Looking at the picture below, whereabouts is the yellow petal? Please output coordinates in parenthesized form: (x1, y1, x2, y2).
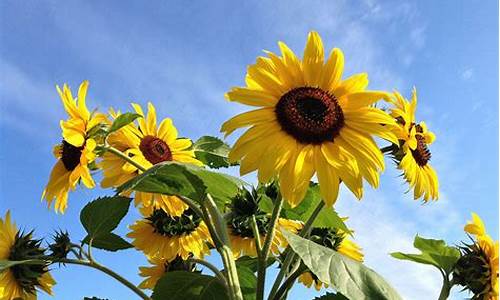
(320, 48, 344, 91)
(302, 31, 324, 86)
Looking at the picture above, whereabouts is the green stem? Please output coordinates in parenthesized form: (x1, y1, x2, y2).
(268, 200, 325, 300)
(272, 267, 303, 300)
(437, 278, 451, 300)
(257, 192, 284, 300)
(187, 258, 227, 287)
(250, 215, 264, 300)
(58, 258, 150, 300)
(204, 194, 243, 300)
(250, 215, 263, 255)
(104, 145, 147, 172)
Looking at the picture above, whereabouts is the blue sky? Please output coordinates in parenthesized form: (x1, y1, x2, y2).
(0, 1, 498, 299)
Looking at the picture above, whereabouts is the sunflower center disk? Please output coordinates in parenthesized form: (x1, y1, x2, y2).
(275, 87, 344, 144)
(61, 140, 84, 171)
(411, 135, 431, 167)
(139, 135, 172, 165)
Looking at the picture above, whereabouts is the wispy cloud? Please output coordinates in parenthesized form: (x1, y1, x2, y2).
(461, 68, 474, 80)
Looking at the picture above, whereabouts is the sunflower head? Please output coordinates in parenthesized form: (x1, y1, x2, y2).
(48, 230, 72, 260)
(453, 213, 499, 300)
(0, 212, 55, 299)
(228, 189, 269, 238)
(222, 31, 397, 207)
(8, 231, 50, 293)
(146, 208, 202, 237)
(387, 89, 439, 201)
(309, 227, 345, 251)
(454, 241, 497, 300)
(127, 208, 212, 260)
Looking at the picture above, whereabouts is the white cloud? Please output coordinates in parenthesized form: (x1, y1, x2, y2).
(461, 68, 474, 80)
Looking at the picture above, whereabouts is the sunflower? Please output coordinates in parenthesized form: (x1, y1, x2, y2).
(138, 256, 196, 290)
(454, 213, 498, 300)
(0, 211, 55, 299)
(42, 81, 106, 213)
(227, 188, 302, 258)
(100, 102, 203, 217)
(298, 227, 363, 291)
(127, 208, 212, 261)
(388, 89, 439, 201)
(221, 31, 397, 207)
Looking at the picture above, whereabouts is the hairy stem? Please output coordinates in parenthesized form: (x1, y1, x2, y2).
(204, 194, 243, 300)
(187, 258, 227, 287)
(257, 192, 284, 300)
(268, 200, 325, 299)
(250, 215, 264, 300)
(57, 258, 150, 300)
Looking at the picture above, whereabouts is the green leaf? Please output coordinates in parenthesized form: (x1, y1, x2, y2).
(0, 259, 46, 271)
(236, 266, 257, 300)
(193, 136, 233, 169)
(313, 292, 350, 300)
(152, 271, 229, 300)
(117, 162, 246, 208)
(107, 113, 142, 135)
(82, 233, 133, 251)
(235, 256, 275, 273)
(390, 235, 460, 274)
(282, 229, 402, 300)
(80, 196, 131, 239)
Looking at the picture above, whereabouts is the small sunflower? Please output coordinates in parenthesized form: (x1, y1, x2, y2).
(42, 81, 106, 213)
(454, 213, 499, 300)
(127, 208, 212, 261)
(0, 211, 56, 299)
(388, 89, 439, 201)
(138, 256, 197, 290)
(298, 227, 363, 291)
(100, 102, 202, 217)
(221, 31, 397, 207)
(227, 188, 302, 258)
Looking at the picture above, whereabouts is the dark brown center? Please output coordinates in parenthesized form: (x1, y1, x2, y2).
(61, 140, 84, 171)
(139, 135, 172, 164)
(275, 87, 344, 144)
(411, 135, 431, 167)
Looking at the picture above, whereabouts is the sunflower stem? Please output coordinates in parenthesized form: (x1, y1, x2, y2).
(437, 277, 451, 300)
(205, 193, 243, 300)
(103, 145, 147, 172)
(250, 215, 263, 255)
(268, 200, 324, 300)
(57, 258, 150, 300)
(272, 266, 304, 300)
(257, 192, 284, 300)
(187, 258, 228, 288)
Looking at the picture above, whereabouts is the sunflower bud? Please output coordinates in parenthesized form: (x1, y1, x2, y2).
(309, 227, 345, 251)
(228, 188, 269, 238)
(453, 242, 494, 299)
(48, 230, 71, 259)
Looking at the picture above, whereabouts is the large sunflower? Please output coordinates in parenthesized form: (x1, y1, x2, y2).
(221, 31, 397, 207)
(298, 227, 363, 291)
(454, 213, 498, 300)
(42, 81, 106, 213)
(100, 102, 202, 217)
(388, 89, 439, 201)
(0, 212, 55, 299)
(127, 208, 212, 261)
